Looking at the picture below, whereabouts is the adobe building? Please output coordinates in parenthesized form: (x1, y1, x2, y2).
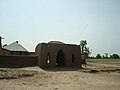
(3, 41, 30, 56)
(35, 41, 82, 68)
(0, 36, 37, 67)
(0, 36, 30, 56)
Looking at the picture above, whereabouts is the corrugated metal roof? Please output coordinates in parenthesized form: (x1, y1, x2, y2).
(3, 41, 29, 52)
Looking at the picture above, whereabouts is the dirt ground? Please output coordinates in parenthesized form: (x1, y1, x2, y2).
(0, 61, 120, 90)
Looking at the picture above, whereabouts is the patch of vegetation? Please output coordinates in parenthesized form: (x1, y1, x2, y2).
(88, 59, 120, 63)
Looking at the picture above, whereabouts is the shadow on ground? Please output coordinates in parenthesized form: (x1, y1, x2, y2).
(0, 65, 37, 68)
(41, 67, 82, 72)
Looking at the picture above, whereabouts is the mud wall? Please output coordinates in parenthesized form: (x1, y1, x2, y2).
(35, 43, 82, 68)
(0, 55, 38, 67)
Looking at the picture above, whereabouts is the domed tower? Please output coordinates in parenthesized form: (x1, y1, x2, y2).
(35, 41, 82, 68)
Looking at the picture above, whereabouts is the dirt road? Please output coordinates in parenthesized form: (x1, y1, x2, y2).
(0, 62, 120, 90)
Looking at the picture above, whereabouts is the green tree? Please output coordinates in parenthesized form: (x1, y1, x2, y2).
(102, 55, 105, 59)
(80, 40, 91, 58)
(110, 54, 119, 59)
(80, 40, 87, 54)
(96, 54, 101, 59)
(105, 53, 108, 58)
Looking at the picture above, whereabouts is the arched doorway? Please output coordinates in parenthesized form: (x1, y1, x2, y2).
(56, 50, 65, 67)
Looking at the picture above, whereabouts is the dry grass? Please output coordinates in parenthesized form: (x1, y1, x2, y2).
(0, 69, 37, 79)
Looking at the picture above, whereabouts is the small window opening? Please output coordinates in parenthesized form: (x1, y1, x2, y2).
(46, 53, 50, 64)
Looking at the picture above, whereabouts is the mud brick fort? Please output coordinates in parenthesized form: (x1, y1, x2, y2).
(0, 36, 82, 68)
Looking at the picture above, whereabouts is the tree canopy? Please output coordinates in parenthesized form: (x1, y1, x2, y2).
(80, 40, 91, 58)
(96, 54, 101, 59)
(110, 54, 119, 59)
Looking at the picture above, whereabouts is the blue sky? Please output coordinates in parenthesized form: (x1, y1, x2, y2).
(0, 0, 120, 56)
